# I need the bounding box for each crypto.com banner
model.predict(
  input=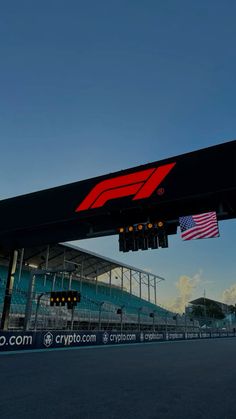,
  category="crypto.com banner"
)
[0,330,235,352]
